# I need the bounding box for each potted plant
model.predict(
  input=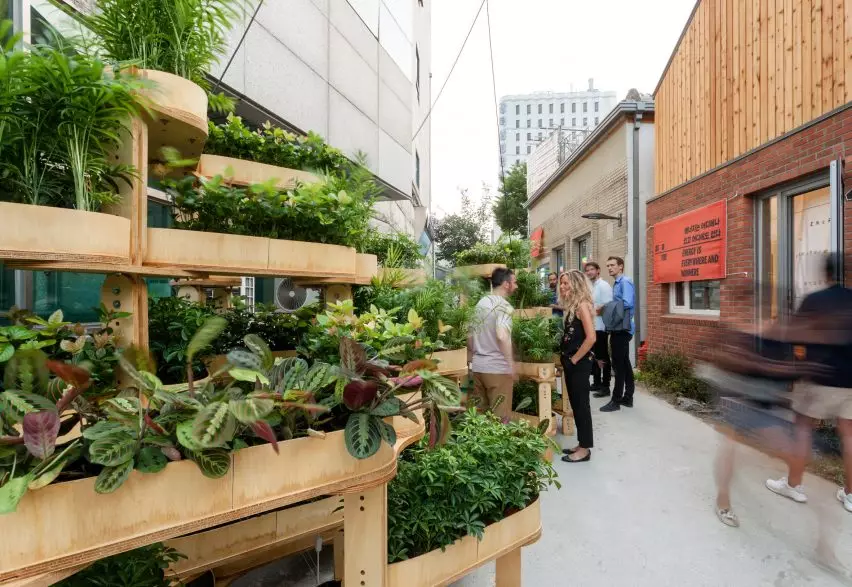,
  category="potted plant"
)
[452,234,529,278]
[510,270,552,317]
